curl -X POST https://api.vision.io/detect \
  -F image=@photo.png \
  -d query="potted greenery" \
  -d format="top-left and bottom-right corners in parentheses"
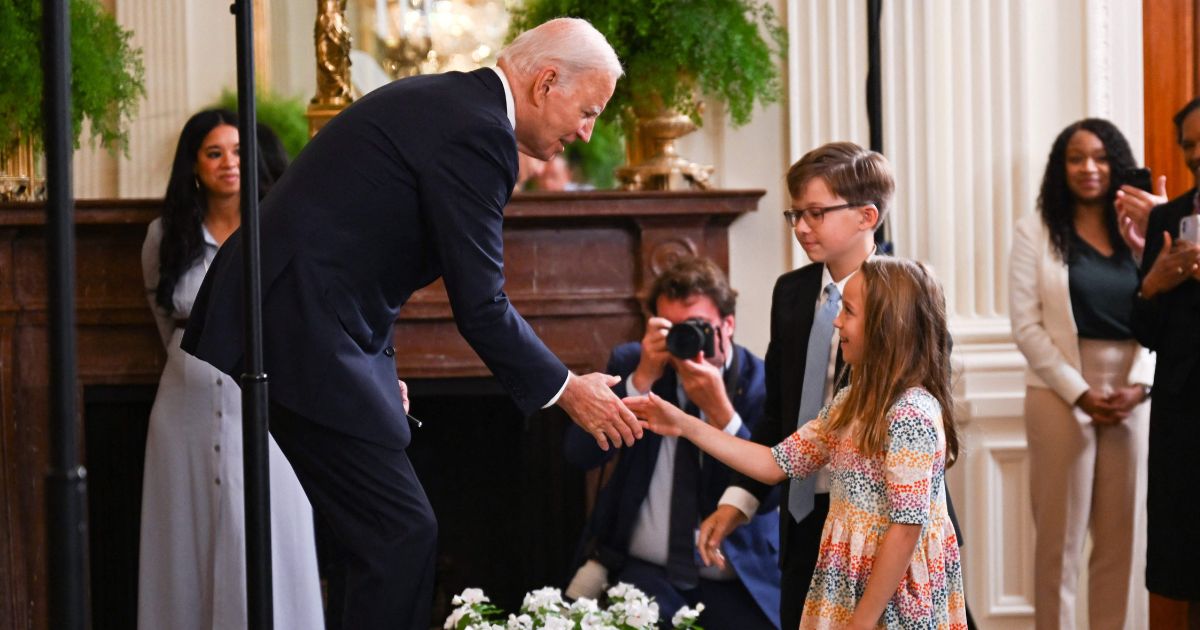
top-left (0, 0), bottom-right (144, 200)
top-left (216, 89), bottom-right (311, 160)
top-left (508, 0), bottom-right (785, 189)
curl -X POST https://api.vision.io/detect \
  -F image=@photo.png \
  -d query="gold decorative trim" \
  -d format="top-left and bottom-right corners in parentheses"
top-left (308, 0), bottom-right (353, 137)
top-left (0, 137), bottom-right (44, 202)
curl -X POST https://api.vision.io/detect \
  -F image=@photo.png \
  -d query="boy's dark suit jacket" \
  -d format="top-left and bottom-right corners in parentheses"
top-left (182, 68), bottom-right (566, 449)
top-left (564, 342), bottom-right (781, 627)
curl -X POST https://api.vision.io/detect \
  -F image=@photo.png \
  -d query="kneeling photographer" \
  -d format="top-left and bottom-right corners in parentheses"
top-left (562, 256), bottom-right (782, 630)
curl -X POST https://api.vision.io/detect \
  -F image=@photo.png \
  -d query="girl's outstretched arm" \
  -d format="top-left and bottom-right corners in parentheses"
top-left (846, 523), bottom-right (922, 629)
top-left (624, 393), bottom-right (786, 485)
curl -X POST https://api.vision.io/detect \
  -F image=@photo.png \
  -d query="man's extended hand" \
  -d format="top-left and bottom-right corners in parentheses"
top-left (559, 372), bottom-right (643, 450)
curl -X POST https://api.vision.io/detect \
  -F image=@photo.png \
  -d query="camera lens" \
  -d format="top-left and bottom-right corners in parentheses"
top-left (666, 324), bottom-right (705, 359)
top-left (665, 318), bottom-right (716, 359)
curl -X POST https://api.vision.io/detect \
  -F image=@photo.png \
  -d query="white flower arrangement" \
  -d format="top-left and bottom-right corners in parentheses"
top-left (443, 584), bottom-right (705, 630)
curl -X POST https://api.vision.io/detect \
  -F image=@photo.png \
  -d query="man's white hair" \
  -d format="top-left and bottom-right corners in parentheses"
top-left (499, 17), bottom-right (624, 85)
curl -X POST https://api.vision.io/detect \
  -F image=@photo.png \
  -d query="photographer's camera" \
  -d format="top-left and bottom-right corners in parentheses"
top-left (665, 318), bottom-right (717, 359)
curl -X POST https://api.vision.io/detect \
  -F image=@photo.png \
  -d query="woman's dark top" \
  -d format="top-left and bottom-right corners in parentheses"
top-left (1068, 232), bottom-right (1138, 339)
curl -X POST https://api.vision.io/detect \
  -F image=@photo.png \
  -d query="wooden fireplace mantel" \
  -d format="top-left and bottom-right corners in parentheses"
top-left (0, 189), bottom-right (761, 628)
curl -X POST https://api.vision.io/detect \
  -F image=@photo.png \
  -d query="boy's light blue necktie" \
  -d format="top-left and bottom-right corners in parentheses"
top-left (788, 282), bottom-right (840, 522)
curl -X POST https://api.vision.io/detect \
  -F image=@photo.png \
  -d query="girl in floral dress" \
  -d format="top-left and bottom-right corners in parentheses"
top-left (626, 258), bottom-right (967, 630)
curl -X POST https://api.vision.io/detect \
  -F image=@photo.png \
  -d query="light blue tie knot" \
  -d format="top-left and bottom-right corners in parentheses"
top-left (788, 281), bottom-right (841, 522)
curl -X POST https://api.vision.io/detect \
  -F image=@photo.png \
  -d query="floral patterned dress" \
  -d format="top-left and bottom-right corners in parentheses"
top-left (771, 387), bottom-right (967, 629)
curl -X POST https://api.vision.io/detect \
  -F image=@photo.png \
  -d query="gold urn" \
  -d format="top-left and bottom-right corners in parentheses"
top-left (616, 95), bottom-right (713, 191)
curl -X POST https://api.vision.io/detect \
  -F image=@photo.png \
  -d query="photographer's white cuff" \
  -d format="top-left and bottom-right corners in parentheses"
top-left (722, 412), bottom-right (744, 436)
top-left (624, 374), bottom-right (649, 398)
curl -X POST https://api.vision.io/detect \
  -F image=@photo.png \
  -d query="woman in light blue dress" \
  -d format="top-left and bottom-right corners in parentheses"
top-left (137, 109), bottom-right (323, 630)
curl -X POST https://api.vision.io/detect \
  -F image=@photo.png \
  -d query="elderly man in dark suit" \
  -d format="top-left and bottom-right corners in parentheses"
top-left (564, 257), bottom-right (781, 630)
top-left (182, 18), bottom-right (640, 630)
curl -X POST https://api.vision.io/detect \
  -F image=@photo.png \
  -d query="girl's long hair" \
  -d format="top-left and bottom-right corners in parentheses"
top-left (1037, 118), bottom-right (1137, 262)
top-left (156, 108), bottom-right (239, 314)
top-left (824, 258), bottom-right (959, 466)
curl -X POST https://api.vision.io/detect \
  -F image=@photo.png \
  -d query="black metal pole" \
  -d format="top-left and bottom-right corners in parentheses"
top-left (866, 0), bottom-right (890, 250)
top-left (866, 0), bottom-right (883, 154)
top-left (231, 1), bottom-right (273, 628)
top-left (43, 0), bottom-right (88, 628)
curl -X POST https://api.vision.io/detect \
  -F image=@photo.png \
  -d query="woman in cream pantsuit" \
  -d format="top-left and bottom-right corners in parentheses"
top-left (1010, 119), bottom-right (1163, 630)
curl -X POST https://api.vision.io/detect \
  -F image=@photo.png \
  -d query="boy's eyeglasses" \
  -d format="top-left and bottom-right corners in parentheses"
top-left (783, 202), bottom-right (876, 228)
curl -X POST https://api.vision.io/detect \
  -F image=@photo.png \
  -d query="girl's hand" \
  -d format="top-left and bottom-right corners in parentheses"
top-left (622, 392), bottom-right (695, 437)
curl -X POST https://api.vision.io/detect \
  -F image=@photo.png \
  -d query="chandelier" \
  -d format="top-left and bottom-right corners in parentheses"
top-left (374, 0), bottom-right (509, 79)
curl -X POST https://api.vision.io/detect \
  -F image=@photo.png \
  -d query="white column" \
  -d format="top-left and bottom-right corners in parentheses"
top-left (72, 120), bottom-right (118, 199)
top-left (787, 0), bottom-right (871, 268)
top-left (1084, 0), bottom-right (1146, 160)
top-left (114, 0), bottom-right (190, 198)
top-left (881, 2), bottom-right (1039, 624)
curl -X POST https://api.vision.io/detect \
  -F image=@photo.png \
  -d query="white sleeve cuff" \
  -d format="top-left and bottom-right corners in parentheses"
top-left (718, 486), bottom-right (760, 519)
top-left (721, 411), bottom-right (744, 436)
top-left (542, 373), bottom-right (571, 409)
top-left (623, 375), bottom-right (649, 398)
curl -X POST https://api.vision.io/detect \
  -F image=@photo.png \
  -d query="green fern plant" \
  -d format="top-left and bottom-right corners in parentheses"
top-left (0, 0), bottom-right (145, 153)
top-left (215, 88), bottom-right (310, 160)
top-left (508, 0), bottom-right (786, 129)
top-left (564, 117), bottom-right (623, 189)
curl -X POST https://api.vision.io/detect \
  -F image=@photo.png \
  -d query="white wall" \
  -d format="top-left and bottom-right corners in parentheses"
top-left (270, 0), bottom-right (318, 102)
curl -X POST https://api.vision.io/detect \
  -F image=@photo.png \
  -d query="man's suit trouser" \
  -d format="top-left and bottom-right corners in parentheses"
top-left (780, 493), bottom-right (829, 630)
top-left (270, 401), bottom-right (437, 630)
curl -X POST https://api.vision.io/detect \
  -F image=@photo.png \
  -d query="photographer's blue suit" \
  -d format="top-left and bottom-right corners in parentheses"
top-left (182, 68), bottom-right (567, 630)
top-left (564, 342), bottom-right (781, 629)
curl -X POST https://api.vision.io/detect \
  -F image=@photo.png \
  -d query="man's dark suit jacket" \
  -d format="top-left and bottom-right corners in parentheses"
top-left (182, 69), bottom-right (566, 449)
top-left (563, 342), bottom-right (781, 627)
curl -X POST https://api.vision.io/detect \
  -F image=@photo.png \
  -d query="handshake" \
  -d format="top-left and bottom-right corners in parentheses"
top-left (555, 373), bottom-right (695, 447)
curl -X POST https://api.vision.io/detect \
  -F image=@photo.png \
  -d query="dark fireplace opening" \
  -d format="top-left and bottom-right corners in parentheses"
top-left (405, 377), bottom-right (588, 623)
top-left (79, 378), bottom-right (590, 628)
top-left (83, 384), bottom-right (156, 630)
